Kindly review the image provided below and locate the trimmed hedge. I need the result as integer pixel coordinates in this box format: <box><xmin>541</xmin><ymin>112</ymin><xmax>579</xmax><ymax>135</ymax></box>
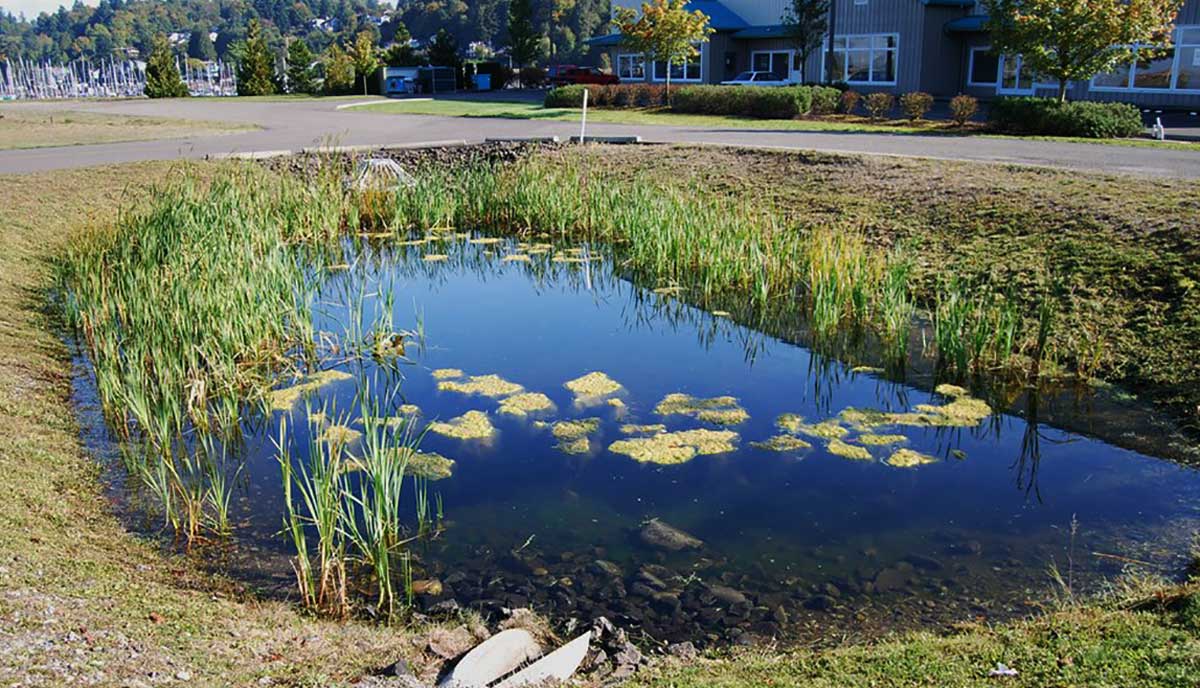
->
<box><xmin>988</xmin><ymin>97</ymin><xmax>1145</xmax><ymax>139</ymax></box>
<box><xmin>544</xmin><ymin>84</ymin><xmax>588</xmax><ymax>108</ymax></box>
<box><xmin>671</xmin><ymin>85</ymin><xmax>814</xmax><ymax>118</ymax></box>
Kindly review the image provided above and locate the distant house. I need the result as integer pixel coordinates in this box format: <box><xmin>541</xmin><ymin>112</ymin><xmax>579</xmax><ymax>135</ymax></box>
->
<box><xmin>594</xmin><ymin>0</ymin><xmax>1200</xmax><ymax>106</ymax></box>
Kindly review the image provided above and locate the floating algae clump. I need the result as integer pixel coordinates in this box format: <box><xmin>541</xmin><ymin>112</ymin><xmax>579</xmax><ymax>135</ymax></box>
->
<box><xmin>502</xmin><ymin>254</ymin><xmax>532</xmax><ymax>263</ymax></box>
<box><xmin>886</xmin><ymin>448</ymin><xmax>939</xmax><ymax>468</ymax></box>
<box><xmin>431</xmin><ymin>368</ymin><xmax>464</xmax><ymax>380</ymax></box>
<box><xmin>607</xmin><ymin>398</ymin><xmax>627</xmax><ymax>412</ymax></box>
<box><xmin>840</xmin><ymin>390</ymin><xmax>993</xmax><ymax>429</ymax></box>
<box><xmin>913</xmin><ymin>396</ymin><xmax>992</xmax><ymax>427</ymax></box>
<box><xmin>438</xmin><ymin>374</ymin><xmax>525</xmax><ymax>398</ymax></box>
<box><xmin>564</xmin><ymin>371</ymin><xmax>624</xmax><ymax>404</ymax></box>
<box><xmin>751</xmin><ymin>435</ymin><xmax>812</xmax><ymax>452</ymax></box>
<box><xmin>428</xmin><ymin>411</ymin><xmax>496</xmax><ymax>441</ymax></box>
<box><xmin>401</xmin><ymin>449</ymin><xmax>456</xmax><ymax>479</ymax></box>
<box><xmin>423</xmin><ymin>254</ymin><xmax>449</xmax><ymax>262</ymax></box>
<box><xmin>469</xmin><ymin>237</ymin><xmax>503</xmax><ymax>245</ymax></box>
<box><xmin>267</xmin><ymin>370</ymin><xmax>354</xmax><ymax>411</ymax></box>
<box><xmin>851</xmin><ymin>366</ymin><xmax>884</xmax><ymax>374</ymax></box>
<box><xmin>608</xmin><ymin>429</ymin><xmax>738</xmax><ymax>465</ymax></box>
<box><xmin>556</xmin><ymin>437</ymin><xmax>592</xmax><ymax>455</ymax></box>
<box><xmin>319</xmin><ymin>424</ymin><xmax>362</xmax><ymax>446</ymax></box>
<box><xmin>620</xmin><ymin>423</ymin><xmax>667</xmax><ymax>435</ymax></box>
<box><xmin>498</xmin><ymin>392</ymin><xmax>556</xmax><ymax>417</ymax></box>
<box><xmin>776</xmin><ymin>414</ymin><xmax>847</xmax><ymax>438</ymax></box>
<box><xmin>935</xmin><ymin>383</ymin><xmax>969</xmax><ymax>397</ymax></box>
<box><xmin>399</xmin><ymin>404</ymin><xmax>420</xmax><ymax>416</ymax></box>
<box><xmin>655</xmin><ymin>393</ymin><xmax>749</xmax><ymax>426</ymax></box>
<box><xmin>857</xmin><ymin>433</ymin><xmax>907</xmax><ymax>446</ymax></box>
<box><xmin>827</xmin><ymin>437</ymin><xmax>872</xmax><ymax>461</ymax></box>
<box><xmin>552</xmin><ymin>418</ymin><xmax>601</xmax><ymax>440</ymax></box>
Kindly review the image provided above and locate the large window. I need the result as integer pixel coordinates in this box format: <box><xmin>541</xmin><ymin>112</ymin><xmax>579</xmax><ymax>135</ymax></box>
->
<box><xmin>751</xmin><ymin>50</ymin><xmax>800</xmax><ymax>80</ymax></box>
<box><xmin>968</xmin><ymin>46</ymin><xmax>999</xmax><ymax>86</ymax></box>
<box><xmin>652</xmin><ymin>47</ymin><xmax>703</xmax><ymax>82</ymax></box>
<box><xmin>1090</xmin><ymin>26</ymin><xmax>1200</xmax><ymax>92</ymax></box>
<box><xmin>617</xmin><ymin>53</ymin><xmax>645</xmax><ymax>80</ymax></box>
<box><xmin>823</xmin><ymin>34</ymin><xmax>898</xmax><ymax>85</ymax></box>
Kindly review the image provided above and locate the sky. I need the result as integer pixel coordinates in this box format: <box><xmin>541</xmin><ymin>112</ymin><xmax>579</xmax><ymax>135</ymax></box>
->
<box><xmin>2</xmin><ymin>0</ymin><xmax>94</xmax><ymax>19</ymax></box>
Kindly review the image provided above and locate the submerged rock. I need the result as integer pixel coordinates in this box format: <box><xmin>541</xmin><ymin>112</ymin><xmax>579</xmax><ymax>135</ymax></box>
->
<box><xmin>266</xmin><ymin>369</ymin><xmax>354</xmax><ymax>411</ymax></box>
<box><xmin>428</xmin><ymin>410</ymin><xmax>496</xmax><ymax>441</ymax></box>
<box><xmin>707</xmin><ymin>584</ymin><xmax>749</xmax><ymax>606</ymax></box>
<box><xmin>654</xmin><ymin>393</ymin><xmax>749</xmax><ymax>426</ymax></box>
<box><xmin>640</xmin><ymin>518</ymin><xmax>703</xmax><ymax>551</ymax></box>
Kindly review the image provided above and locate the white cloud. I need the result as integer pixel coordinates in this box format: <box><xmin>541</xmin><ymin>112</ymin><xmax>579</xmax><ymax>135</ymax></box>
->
<box><xmin>2</xmin><ymin>0</ymin><xmax>96</xmax><ymax>20</ymax></box>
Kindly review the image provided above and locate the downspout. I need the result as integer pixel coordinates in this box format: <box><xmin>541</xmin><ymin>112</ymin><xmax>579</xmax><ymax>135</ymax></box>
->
<box><xmin>826</xmin><ymin>0</ymin><xmax>838</xmax><ymax>82</ymax></box>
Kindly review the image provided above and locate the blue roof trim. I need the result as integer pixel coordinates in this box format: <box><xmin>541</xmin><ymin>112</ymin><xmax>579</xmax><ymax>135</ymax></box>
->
<box><xmin>731</xmin><ymin>24</ymin><xmax>790</xmax><ymax>40</ymax></box>
<box><xmin>924</xmin><ymin>0</ymin><xmax>976</xmax><ymax>7</ymax></box>
<box><xmin>585</xmin><ymin>32</ymin><xmax>624</xmax><ymax>46</ymax></box>
<box><xmin>944</xmin><ymin>15</ymin><xmax>989</xmax><ymax>32</ymax></box>
<box><xmin>686</xmin><ymin>0</ymin><xmax>749</xmax><ymax>30</ymax></box>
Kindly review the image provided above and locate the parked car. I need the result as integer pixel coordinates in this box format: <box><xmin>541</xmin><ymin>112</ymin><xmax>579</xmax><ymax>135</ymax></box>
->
<box><xmin>720</xmin><ymin>71</ymin><xmax>791</xmax><ymax>86</ymax></box>
<box><xmin>550</xmin><ymin>66</ymin><xmax>620</xmax><ymax>86</ymax></box>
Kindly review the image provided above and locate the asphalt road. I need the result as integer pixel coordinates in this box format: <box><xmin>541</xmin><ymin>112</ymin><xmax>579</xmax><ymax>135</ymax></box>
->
<box><xmin>2</xmin><ymin>96</ymin><xmax>1199</xmax><ymax>178</ymax></box>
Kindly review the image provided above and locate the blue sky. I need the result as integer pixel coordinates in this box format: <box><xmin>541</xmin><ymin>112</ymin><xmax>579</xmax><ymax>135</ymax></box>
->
<box><xmin>3</xmin><ymin>0</ymin><xmax>94</xmax><ymax>19</ymax></box>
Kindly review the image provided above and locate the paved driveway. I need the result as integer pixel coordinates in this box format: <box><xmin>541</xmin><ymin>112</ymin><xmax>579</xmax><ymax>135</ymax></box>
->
<box><xmin>1</xmin><ymin>97</ymin><xmax>1198</xmax><ymax>177</ymax></box>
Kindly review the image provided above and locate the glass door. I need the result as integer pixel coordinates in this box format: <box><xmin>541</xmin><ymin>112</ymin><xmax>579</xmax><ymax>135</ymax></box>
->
<box><xmin>997</xmin><ymin>54</ymin><xmax>1035</xmax><ymax>94</ymax></box>
<box><xmin>752</xmin><ymin>51</ymin><xmax>796</xmax><ymax>81</ymax></box>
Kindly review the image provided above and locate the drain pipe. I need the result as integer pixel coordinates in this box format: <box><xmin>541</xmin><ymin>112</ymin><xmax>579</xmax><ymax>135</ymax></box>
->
<box><xmin>579</xmin><ymin>88</ymin><xmax>588</xmax><ymax>144</ymax></box>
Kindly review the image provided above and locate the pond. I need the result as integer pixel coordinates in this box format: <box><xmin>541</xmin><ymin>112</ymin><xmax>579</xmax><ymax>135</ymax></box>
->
<box><xmin>76</xmin><ymin>231</ymin><xmax>1200</xmax><ymax>648</ymax></box>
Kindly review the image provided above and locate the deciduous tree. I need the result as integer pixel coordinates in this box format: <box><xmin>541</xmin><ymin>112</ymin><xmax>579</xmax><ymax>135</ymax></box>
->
<box><xmin>614</xmin><ymin>0</ymin><xmax>713</xmax><ymax>104</ymax></box>
<box><xmin>780</xmin><ymin>0</ymin><xmax>828</xmax><ymax>82</ymax></box>
<box><xmin>347</xmin><ymin>29</ymin><xmax>379</xmax><ymax>95</ymax></box>
<box><xmin>507</xmin><ymin>0</ymin><xmax>542</xmax><ymax>80</ymax></box>
<box><xmin>985</xmin><ymin>0</ymin><xmax>1183</xmax><ymax>102</ymax></box>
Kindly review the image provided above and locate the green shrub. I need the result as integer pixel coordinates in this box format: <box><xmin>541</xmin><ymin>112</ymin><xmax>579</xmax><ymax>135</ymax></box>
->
<box><xmin>864</xmin><ymin>92</ymin><xmax>895</xmax><ymax>120</ymax></box>
<box><xmin>899</xmin><ymin>91</ymin><xmax>934</xmax><ymax>121</ymax></box>
<box><xmin>671</xmin><ymin>85</ymin><xmax>811</xmax><ymax>118</ymax></box>
<box><xmin>949</xmin><ymin>94</ymin><xmax>978</xmax><ymax>126</ymax></box>
<box><xmin>839</xmin><ymin>90</ymin><xmax>861</xmax><ymax>114</ymax></box>
<box><xmin>988</xmin><ymin>97</ymin><xmax>1145</xmax><ymax>138</ymax></box>
<box><xmin>810</xmin><ymin>86</ymin><xmax>841</xmax><ymax>115</ymax></box>
<box><xmin>544</xmin><ymin>84</ymin><xmax>588</xmax><ymax>108</ymax></box>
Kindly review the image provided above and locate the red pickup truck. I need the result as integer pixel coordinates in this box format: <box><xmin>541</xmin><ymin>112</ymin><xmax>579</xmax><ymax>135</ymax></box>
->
<box><xmin>549</xmin><ymin>66</ymin><xmax>620</xmax><ymax>86</ymax></box>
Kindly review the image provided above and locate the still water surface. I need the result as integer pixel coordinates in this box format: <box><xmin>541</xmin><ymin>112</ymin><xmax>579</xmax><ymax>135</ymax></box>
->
<box><xmin>81</xmin><ymin>235</ymin><xmax>1200</xmax><ymax>646</ymax></box>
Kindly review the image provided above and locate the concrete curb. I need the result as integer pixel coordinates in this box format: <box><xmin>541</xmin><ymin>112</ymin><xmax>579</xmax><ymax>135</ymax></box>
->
<box><xmin>333</xmin><ymin>99</ymin><xmax>400</xmax><ymax>110</ymax></box>
<box><xmin>299</xmin><ymin>140</ymin><xmax>470</xmax><ymax>154</ymax></box>
<box><xmin>484</xmin><ymin>136</ymin><xmax>562</xmax><ymax>144</ymax></box>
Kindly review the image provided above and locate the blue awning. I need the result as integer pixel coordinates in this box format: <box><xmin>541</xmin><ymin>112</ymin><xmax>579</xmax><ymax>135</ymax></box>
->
<box><xmin>731</xmin><ymin>25</ymin><xmax>790</xmax><ymax>40</ymax></box>
<box><xmin>585</xmin><ymin>33</ymin><xmax>624</xmax><ymax>47</ymax></box>
<box><xmin>945</xmin><ymin>15</ymin><xmax>989</xmax><ymax>33</ymax></box>
<box><xmin>686</xmin><ymin>0</ymin><xmax>749</xmax><ymax>30</ymax></box>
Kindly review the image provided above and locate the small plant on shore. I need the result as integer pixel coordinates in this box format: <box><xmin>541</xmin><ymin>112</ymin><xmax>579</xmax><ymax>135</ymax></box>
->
<box><xmin>838</xmin><ymin>89</ymin><xmax>861</xmax><ymax>114</ymax></box>
<box><xmin>949</xmin><ymin>94</ymin><xmax>978</xmax><ymax>126</ymax></box>
<box><xmin>899</xmin><ymin>92</ymin><xmax>934</xmax><ymax>121</ymax></box>
<box><xmin>864</xmin><ymin>92</ymin><xmax>895</xmax><ymax>121</ymax></box>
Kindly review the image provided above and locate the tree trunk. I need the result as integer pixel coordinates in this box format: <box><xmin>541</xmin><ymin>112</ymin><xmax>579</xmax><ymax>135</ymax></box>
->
<box><xmin>1057</xmin><ymin>79</ymin><xmax>1067</xmax><ymax>103</ymax></box>
<box><xmin>666</xmin><ymin>68</ymin><xmax>671</xmax><ymax>108</ymax></box>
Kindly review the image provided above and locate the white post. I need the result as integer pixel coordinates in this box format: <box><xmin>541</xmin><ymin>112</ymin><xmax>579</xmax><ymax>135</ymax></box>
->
<box><xmin>579</xmin><ymin>87</ymin><xmax>588</xmax><ymax>144</ymax></box>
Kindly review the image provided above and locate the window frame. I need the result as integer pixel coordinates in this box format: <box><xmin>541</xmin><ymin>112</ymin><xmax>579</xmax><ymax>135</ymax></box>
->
<box><xmin>820</xmin><ymin>32</ymin><xmax>899</xmax><ymax>86</ymax></box>
<box><xmin>650</xmin><ymin>43</ymin><xmax>704</xmax><ymax>83</ymax></box>
<box><xmin>967</xmin><ymin>45</ymin><xmax>999</xmax><ymax>87</ymax></box>
<box><xmin>1088</xmin><ymin>25</ymin><xmax>1200</xmax><ymax>93</ymax></box>
<box><xmin>617</xmin><ymin>53</ymin><xmax>645</xmax><ymax>80</ymax></box>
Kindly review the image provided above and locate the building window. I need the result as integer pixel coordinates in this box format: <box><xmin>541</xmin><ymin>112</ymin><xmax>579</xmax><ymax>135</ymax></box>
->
<box><xmin>823</xmin><ymin>34</ymin><xmax>898</xmax><ymax>85</ymax></box>
<box><xmin>652</xmin><ymin>47</ymin><xmax>703</xmax><ymax>82</ymax></box>
<box><xmin>1090</xmin><ymin>26</ymin><xmax>1200</xmax><ymax>92</ymax></box>
<box><xmin>751</xmin><ymin>50</ymin><xmax>794</xmax><ymax>80</ymax></box>
<box><xmin>968</xmin><ymin>47</ymin><xmax>999</xmax><ymax>86</ymax></box>
<box><xmin>617</xmin><ymin>53</ymin><xmax>645</xmax><ymax>80</ymax></box>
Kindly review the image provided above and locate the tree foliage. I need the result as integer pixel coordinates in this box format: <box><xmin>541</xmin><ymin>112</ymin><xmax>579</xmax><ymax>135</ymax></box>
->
<box><xmin>780</xmin><ymin>0</ymin><xmax>828</xmax><ymax>81</ymax></box>
<box><xmin>427</xmin><ymin>28</ymin><xmax>460</xmax><ymax>68</ymax></box>
<box><xmin>506</xmin><ymin>0</ymin><xmax>542</xmax><ymax>69</ymax></box>
<box><xmin>985</xmin><ymin>0</ymin><xmax>1183</xmax><ymax>102</ymax></box>
<box><xmin>237</xmin><ymin>18</ymin><xmax>276</xmax><ymax>96</ymax></box>
<box><xmin>322</xmin><ymin>43</ymin><xmax>356</xmax><ymax>94</ymax></box>
<box><xmin>187</xmin><ymin>27</ymin><xmax>218</xmax><ymax>61</ymax></box>
<box><xmin>614</xmin><ymin>0</ymin><xmax>713</xmax><ymax>102</ymax></box>
<box><xmin>347</xmin><ymin>28</ymin><xmax>379</xmax><ymax>95</ymax></box>
<box><xmin>285</xmin><ymin>38</ymin><xmax>317</xmax><ymax>93</ymax></box>
<box><xmin>382</xmin><ymin>22</ymin><xmax>416</xmax><ymax>65</ymax></box>
<box><xmin>144</xmin><ymin>33</ymin><xmax>189</xmax><ymax>98</ymax></box>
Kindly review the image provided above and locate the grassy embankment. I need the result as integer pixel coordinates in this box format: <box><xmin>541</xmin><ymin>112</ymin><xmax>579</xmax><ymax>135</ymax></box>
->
<box><xmin>360</xmin><ymin>97</ymin><xmax>1200</xmax><ymax>150</ymax></box>
<box><xmin>6</xmin><ymin>147</ymin><xmax>1199</xmax><ymax>686</ymax></box>
<box><xmin>0</xmin><ymin>108</ymin><xmax>255</xmax><ymax>150</ymax></box>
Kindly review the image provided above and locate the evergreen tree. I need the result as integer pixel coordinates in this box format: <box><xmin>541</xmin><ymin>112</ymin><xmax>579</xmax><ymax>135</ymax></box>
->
<box><xmin>427</xmin><ymin>28</ymin><xmax>459</xmax><ymax>68</ymax></box>
<box><xmin>347</xmin><ymin>29</ymin><xmax>379</xmax><ymax>95</ymax></box>
<box><xmin>285</xmin><ymin>38</ymin><xmax>317</xmax><ymax>93</ymax></box>
<box><xmin>187</xmin><ymin>26</ymin><xmax>217</xmax><ymax>61</ymax></box>
<box><xmin>506</xmin><ymin>0</ymin><xmax>541</xmax><ymax>73</ymax></box>
<box><xmin>143</xmin><ymin>33</ymin><xmax>188</xmax><ymax>98</ymax></box>
<box><xmin>237</xmin><ymin>18</ymin><xmax>276</xmax><ymax>96</ymax></box>
<box><xmin>382</xmin><ymin>21</ymin><xmax>415</xmax><ymax>66</ymax></box>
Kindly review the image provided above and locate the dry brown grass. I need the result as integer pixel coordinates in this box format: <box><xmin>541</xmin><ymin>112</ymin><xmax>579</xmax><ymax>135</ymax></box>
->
<box><xmin>0</xmin><ymin>108</ymin><xmax>253</xmax><ymax>150</ymax></box>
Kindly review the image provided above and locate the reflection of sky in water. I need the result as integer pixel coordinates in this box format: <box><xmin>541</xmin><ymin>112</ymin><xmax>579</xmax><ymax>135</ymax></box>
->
<box><xmin>107</xmin><ymin>238</ymin><xmax>1200</xmax><ymax>641</ymax></box>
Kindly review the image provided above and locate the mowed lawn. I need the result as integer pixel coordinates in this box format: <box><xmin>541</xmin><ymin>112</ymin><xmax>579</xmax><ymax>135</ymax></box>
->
<box><xmin>0</xmin><ymin>107</ymin><xmax>255</xmax><ymax>150</ymax></box>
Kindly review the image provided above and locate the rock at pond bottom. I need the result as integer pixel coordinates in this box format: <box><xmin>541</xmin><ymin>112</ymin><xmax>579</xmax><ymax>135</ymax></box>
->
<box><xmin>428</xmin><ymin>626</ymin><xmax>476</xmax><ymax>660</ymax></box>
<box><xmin>640</xmin><ymin>518</ymin><xmax>703</xmax><ymax>551</ymax></box>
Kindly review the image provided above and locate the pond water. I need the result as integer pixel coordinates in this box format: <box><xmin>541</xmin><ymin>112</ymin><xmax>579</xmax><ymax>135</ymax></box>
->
<box><xmin>78</xmin><ymin>233</ymin><xmax>1200</xmax><ymax>647</ymax></box>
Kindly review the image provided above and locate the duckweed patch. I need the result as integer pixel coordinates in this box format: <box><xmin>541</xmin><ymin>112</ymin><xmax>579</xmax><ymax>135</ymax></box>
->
<box><xmin>498</xmin><ymin>392</ymin><xmax>556</xmax><ymax>417</ymax></box>
<box><xmin>655</xmin><ymin>393</ymin><xmax>749</xmax><ymax>426</ymax></box>
<box><xmin>502</xmin><ymin>254</ymin><xmax>532</xmax><ymax>263</ymax></box>
<box><xmin>777</xmin><ymin>414</ymin><xmax>848</xmax><ymax>438</ymax></box>
<box><xmin>267</xmin><ymin>370</ymin><xmax>355</xmax><ymax>412</ymax></box>
<box><xmin>827</xmin><ymin>438</ymin><xmax>872</xmax><ymax>461</ymax></box>
<box><xmin>431</xmin><ymin>368</ymin><xmax>464</xmax><ymax>380</ymax></box>
<box><xmin>751</xmin><ymin>435</ymin><xmax>813</xmax><ymax>452</ymax></box>
<box><xmin>556</xmin><ymin>436</ymin><xmax>592</xmax><ymax>455</ymax></box>
<box><xmin>858</xmin><ymin>433</ymin><xmax>907</xmax><ymax>446</ymax></box>
<box><xmin>318</xmin><ymin>424</ymin><xmax>362</xmax><ymax>446</ymax></box>
<box><xmin>468</xmin><ymin>237</ymin><xmax>503</xmax><ymax>245</ymax></box>
<box><xmin>428</xmin><ymin>410</ymin><xmax>496</xmax><ymax>441</ymax></box>
<box><xmin>552</xmin><ymin>418</ymin><xmax>601</xmax><ymax>440</ymax></box>
<box><xmin>621</xmin><ymin>423</ymin><xmax>667</xmax><ymax>435</ymax></box>
<box><xmin>437</xmin><ymin>373</ymin><xmax>525</xmax><ymax>398</ymax></box>
<box><xmin>564</xmin><ymin>372</ymin><xmax>624</xmax><ymax>403</ymax></box>
<box><xmin>887</xmin><ymin>448</ymin><xmax>939</xmax><ymax>468</ymax></box>
<box><xmin>608</xmin><ymin>429</ymin><xmax>739</xmax><ymax>465</ymax></box>
<box><xmin>422</xmin><ymin>254</ymin><xmax>449</xmax><ymax>262</ymax></box>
